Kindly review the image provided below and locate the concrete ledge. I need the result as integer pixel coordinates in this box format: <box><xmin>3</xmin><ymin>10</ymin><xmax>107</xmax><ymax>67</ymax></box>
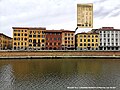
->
<box><xmin>0</xmin><ymin>56</ymin><xmax>120</xmax><ymax>59</ymax></box>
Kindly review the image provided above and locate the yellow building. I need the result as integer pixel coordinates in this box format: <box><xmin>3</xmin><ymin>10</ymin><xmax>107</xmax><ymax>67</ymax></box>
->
<box><xmin>0</xmin><ymin>33</ymin><xmax>12</xmax><ymax>50</ymax></box>
<box><xmin>62</xmin><ymin>30</ymin><xmax>75</xmax><ymax>50</ymax></box>
<box><xmin>12</xmin><ymin>27</ymin><xmax>46</xmax><ymax>50</ymax></box>
<box><xmin>75</xmin><ymin>32</ymin><xmax>99</xmax><ymax>50</ymax></box>
<box><xmin>77</xmin><ymin>3</ymin><xmax>93</xmax><ymax>28</ymax></box>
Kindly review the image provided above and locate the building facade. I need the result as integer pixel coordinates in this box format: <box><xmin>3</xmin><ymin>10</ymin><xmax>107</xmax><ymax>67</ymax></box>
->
<box><xmin>0</xmin><ymin>33</ymin><xmax>12</xmax><ymax>50</ymax></box>
<box><xmin>93</xmin><ymin>27</ymin><xmax>120</xmax><ymax>51</ymax></box>
<box><xmin>62</xmin><ymin>30</ymin><xmax>75</xmax><ymax>50</ymax></box>
<box><xmin>75</xmin><ymin>32</ymin><xmax>99</xmax><ymax>50</ymax></box>
<box><xmin>45</xmin><ymin>30</ymin><xmax>62</xmax><ymax>50</ymax></box>
<box><xmin>77</xmin><ymin>3</ymin><xmax>93</xmax><ymax>28</ymax></box>
<box><xmin>13</xmin><ymin>27</ymin><xmax>46</xmax><ymax>50</ymax></box>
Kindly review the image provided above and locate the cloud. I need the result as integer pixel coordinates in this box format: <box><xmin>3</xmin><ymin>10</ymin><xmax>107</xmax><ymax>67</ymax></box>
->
<box><xmin>0</xmin><ymin>0</ymin><xmax>120</xmax><ymax>37</ymax></box>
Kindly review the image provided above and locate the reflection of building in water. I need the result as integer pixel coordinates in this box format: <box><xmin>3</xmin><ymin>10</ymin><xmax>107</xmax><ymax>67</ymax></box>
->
<box><xmin>77</xmin><ymin>60</ymin><xmax>102</xmax><ymax>75</ymax></box>
<box><xmin>0</xmin><ymin>64</ymin><xmax>14</xmax><ymax>90</ymax></box>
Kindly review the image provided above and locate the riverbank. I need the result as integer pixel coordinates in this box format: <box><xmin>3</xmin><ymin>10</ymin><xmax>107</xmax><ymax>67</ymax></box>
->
<box><xmin>0</xmin><ymin>51</ymin><xmax>120</xmax><ymax>59</ymax></box>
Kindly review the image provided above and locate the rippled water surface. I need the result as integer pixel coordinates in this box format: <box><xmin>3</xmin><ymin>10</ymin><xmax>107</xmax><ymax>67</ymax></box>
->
<box><xmin>0</xmin><ymin>59</ymin><xmax>120</xmax><ymax>90</ymax></box>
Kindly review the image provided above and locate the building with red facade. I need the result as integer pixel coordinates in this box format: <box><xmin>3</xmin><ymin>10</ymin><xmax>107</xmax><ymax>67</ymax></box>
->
<box><xmin>45</xmin><ymin>30</ymin><xmax>62</xmax><ymax>50</ymax></box>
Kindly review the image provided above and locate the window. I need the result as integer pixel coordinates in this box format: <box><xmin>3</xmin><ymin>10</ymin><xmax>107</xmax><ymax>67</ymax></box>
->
<box><xmin>42</xmin><ymin>35</ymin><xmax>44</xmax><ymax>38</ymax></box>
<box><xmin>92</xmin><ymin>44</ymin><xmax>94</xmax><ymax>46</ymax></box>
<box><xmin>14</xmin><ymin>38</ymin><xmax>16</xmax><ymax>40</ymax></box>
<box><xmin>96</xmin><ymin>39</ymin><xmax>98</xmax><ymax>42</ymax></box>
<box><xmin>65</xmin><ymin>37</ymin><xmax>67</xmax><ymax>40</ymax></box>
<box><xmin>29</xmin><ymin>35</ymin><xmax>32</xmax><ymax>37</ymax></box>
<box><xmin>14</xmin><ymin>33</ymin><xmax>17</xmax><ymax>36</ymax></box>
<box><xmin>92</xmin><ymin>39</ymin><xmax>94</xmax><ymax>42</ymax></box>
<box><xmin>42</xmin><ymin>31</ymin><xmax>44</xmax><ymax>34</ymax></box>
<box><xmin>68</xmin><ymin>34</ymin><xmax>70</xmax><ymax>36</ymax></box>
<box><xmin>65</xmin><ymin>33</ymin><xmax>67</xmax><ymax>36</ymax></box>
<box><xmin>24</xmin><ymin>38</ymin><xmax>27</xmax><ymax>41</ymax></box>
<box><xmin>50</xmin><ymin>43</ymin><xmax>52</xmax><ymax>45</ymax></box>
<box><xmin>58</xmin><ymin>38</ymin><xmax>61</xmax><ymax>40</ymax></box>
<box><xmin>46</xmin><ymin>43</ymin><xmax>48</xmax><ymax>45</ymax></box>
<box><xmin>42</xmin><ymin>39</ymin><xmax>45</xmax><ymax>43</ymax></box>
<box><xmin>84</xmin><ymin>43</ymin><xmax>86</xmax><ymax>46</ymax></box>
<box><xmin>29</xmin><ymin>39</ymin><xmax>32</xmax><ymax>42</ymax></box>
<box><xmin>88</xmin><ymin>43</ymin><xmax>90</xmax><ymax>46</ymax></box>
<box><xmin>88</xmin><ymin>39</ymin><xmax>90</xmax><ymax>42</ymax></box>
<box><xmin>25</xmin><ymin>42</ymin><xmax>27</xmax><ymax>45</ymax></box>
<box><xmin>14</xmin><ymin>42</ymin><xmax>16</xmax><ymax>45</ymax></box>
<box><xmin>71</xmin><ymin>37</ymin><xmax>73</xmax><ymax>40</ymax></box>
<box><xmin>84</xmin><ymin>35</ymin><xmax>86</xmax><ymax>37</ymax></box>
<box><xmin>104</xmin><ymin>34</ymin><xmax>106</xmax><ymax>37</ymax></box>
<box><xmin>18</xmin><ymin>38</ymin><xmax>20</xmax><ymax>40</ymax></box>
<box><xmin>21</xmin><ymin>42</ymin><xmax>23</xmax><ymax>45</ymax></box>
<box><xmin>84</xmin><ymin>39</ymin><xmax>86</xmax><ymax>42</ymax></box>
<box><xmin>33</xmin><ymin>35</ymin><xmax>36</xmax><ymax>38</ymax></box>
<box><xmin>33</xmin><ymin>31</ymin><xmax>36</xmax><ymax>34</ymax></box>
<box><xmin>37</xmin><ymin>35</ymin><xmax>40</xmax><ymax>37</ymax></box>
<box><xmin>38</xmin><ymin>31</ymin><xmax>40</xmax><ymax>34</ymax></box>
<box><xmin>54</xmin><ymin>38</ymin><xmax>57</xmax><ymax>40</ymax></box>
<box><xmin>54</xmin><ymin>43</ymin><xmax>56</xmax><ymax>45</ymax></box>
<box><xmin>68</xmin><ymin>38</ymin><xmax>70</xmax><ymax>40</ymax></box>
<box><xmin>38</xmin><ymin>39</ymin><xmax>40</xmax><ymax>43</ymax></box>
<box><xmin>58</xmin><ymin>43</ymin><xmax>60</xmax><ymax>45</ymax></box>
<box><xmin>18</xmin><ymin>33</ymin><xmax>20</xmax><ymax>36</ymax></box>
<box><xmin>29</xmin><ymin>44</ymin><xmax>32</xmax><ymax>46</ymax></box>
<box><xmin>95</xmin><ymin>35</ymin><xmax>98</xmax><ymax>37</ymax></box>
<box><xmin>80</xmin><ymin>39</ymin><xmax>82</xmax><ymax>42</ymax></box>
<box><xmin>18</xmin><ymin>42</ymin><xmax>20</xmax><ymax>45</ymax></box>
<box><xmin>80</xmin><ymin>43</ymin><xmax>82</xmax><ymax>46</ymax></box>
<box><xmin>38</xmin><ymin>44</ymin><xmax>40</xmax><ymax>47</ymax></box>
<box><xmin>33</xmin><ymin>39</ymin><xmax>36</xmax><ymax>43</ymax></box>
<box><xmin>33</xmin><ymin>44</ymin><xmax>36</xmax><ymax>47</ymax></box>
<box><xmin>25</xmin><ymin>34</ymin><xmax>27</xmax><ymax>36</ymax></box>
<box><xmin>88</xmin><ymin>35</ymin><xmax>90</xmax><ymax>38</ymax></box>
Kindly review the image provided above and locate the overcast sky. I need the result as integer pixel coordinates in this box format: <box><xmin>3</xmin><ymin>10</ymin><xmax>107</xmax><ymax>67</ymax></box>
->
<box><xmin>0</xmin><ymin>0</ymin><xmax>120</xmax><ymax>37</ymax></box>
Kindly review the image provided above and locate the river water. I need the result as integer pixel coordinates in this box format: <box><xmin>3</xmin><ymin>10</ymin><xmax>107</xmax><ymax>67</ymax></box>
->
<box><xmin>0</xmin><ymin>59</ymin><xmax>119</xmax><ymax>90</ymax></box>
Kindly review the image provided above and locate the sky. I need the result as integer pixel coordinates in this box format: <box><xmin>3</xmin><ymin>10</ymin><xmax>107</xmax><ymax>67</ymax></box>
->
<box><xmin>0</xmin><ymin>0</ymin><xmax>120</xmax><ymax>37</ymax></box>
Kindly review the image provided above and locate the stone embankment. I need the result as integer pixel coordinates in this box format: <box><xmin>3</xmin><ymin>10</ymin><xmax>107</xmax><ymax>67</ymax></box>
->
<box><xmin>0</xmin><ymin>51</ymin><xmax>120</xmax><ymax>59</ymax></box>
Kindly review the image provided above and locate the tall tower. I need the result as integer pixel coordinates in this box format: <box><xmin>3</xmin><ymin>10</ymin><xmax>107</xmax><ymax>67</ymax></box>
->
<box><xmin>77</xmin><ymin>3</ymin><xmax>93</xmax><ymax>28</ymax></box>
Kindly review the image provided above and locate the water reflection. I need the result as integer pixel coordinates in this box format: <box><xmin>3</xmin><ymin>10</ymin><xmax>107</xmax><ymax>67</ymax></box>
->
<box><xmin>0</xmin><ymin>64</ymin><xmax>14</xmax><ymax>90</ymax></box>
<box><xmin>0</xmin><ymin>59</ymin><xmax>119</xmax><ymax>90</ymax></box>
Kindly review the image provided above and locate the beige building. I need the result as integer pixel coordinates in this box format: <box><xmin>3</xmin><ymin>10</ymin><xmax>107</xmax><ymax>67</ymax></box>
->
<box><xmin>13</xmin><ymin>27</ymin><xmax>46</xmax><ymax>50</ymax></box>
<box><xmin>77</xmin><ymin>3</ymin><xmax>93</xmax><ymax>28</ymax></box>
<box><xmin>62</xmin><ymin>30</ymin><xmax>75</xmax><ymax>50</ymax></box>
<box><xmin>75</xmin><ymin>32</ymin><xmax>99</xmax><ymax>50</ymax></box>
<box><xmin>0</xmin><ymin>33</ymin><xmax>12</xmax><ymax>50</ymax></box>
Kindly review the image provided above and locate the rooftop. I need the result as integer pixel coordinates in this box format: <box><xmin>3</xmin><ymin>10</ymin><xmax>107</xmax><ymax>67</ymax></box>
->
<box><xmin>12</xmin><ymin>27</ymin><xmax>46</xmax><ymax>30</ymax></box>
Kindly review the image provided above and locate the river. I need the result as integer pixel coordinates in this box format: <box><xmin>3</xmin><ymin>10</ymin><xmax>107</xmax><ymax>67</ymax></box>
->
<box><xmin>0</xmin><ymin>59</ymin><xmax>119</xmax><ymax>90</ymax></box>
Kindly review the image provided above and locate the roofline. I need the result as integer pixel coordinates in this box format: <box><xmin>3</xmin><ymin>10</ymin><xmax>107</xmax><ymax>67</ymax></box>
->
<box><xmin>76</xmin><ymin>32</ymin><xmax>99</xmax><ymax>35</ymax></box>
<box><xmin>0</xmin><ymin>33</ymin><xmax>12</xmax><ymax>39</ymax></box>
<box><xmin>12</xmin><ymin>27</ymin><xmax>46</xmax><ymax>30</ymax></box>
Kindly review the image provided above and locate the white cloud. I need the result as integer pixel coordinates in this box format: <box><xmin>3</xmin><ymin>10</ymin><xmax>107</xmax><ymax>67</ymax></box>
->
<box><xmin>0</xmin><ymin>0</ymin><xmax>120</xmax><ymax>37</ymax></box>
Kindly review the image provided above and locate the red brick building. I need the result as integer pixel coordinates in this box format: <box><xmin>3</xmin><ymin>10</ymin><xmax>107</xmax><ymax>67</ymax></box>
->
<box><xmin>45</xmin><ymin>30</ymin><xmax>62</xmax><ymax>50</ymax></box>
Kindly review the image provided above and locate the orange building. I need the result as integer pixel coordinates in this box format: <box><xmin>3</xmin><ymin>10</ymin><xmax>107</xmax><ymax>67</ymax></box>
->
<box><xmin>0</xmin><ymin>33</ymin><xmax>12</xmax><ymax>50</ymax></box>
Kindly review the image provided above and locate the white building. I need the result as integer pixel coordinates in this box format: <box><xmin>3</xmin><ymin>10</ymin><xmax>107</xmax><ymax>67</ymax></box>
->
<box><xmin>93</xmin><ymin>27</ymin><xmax>120</xmax><ymax>51</ymax></box>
